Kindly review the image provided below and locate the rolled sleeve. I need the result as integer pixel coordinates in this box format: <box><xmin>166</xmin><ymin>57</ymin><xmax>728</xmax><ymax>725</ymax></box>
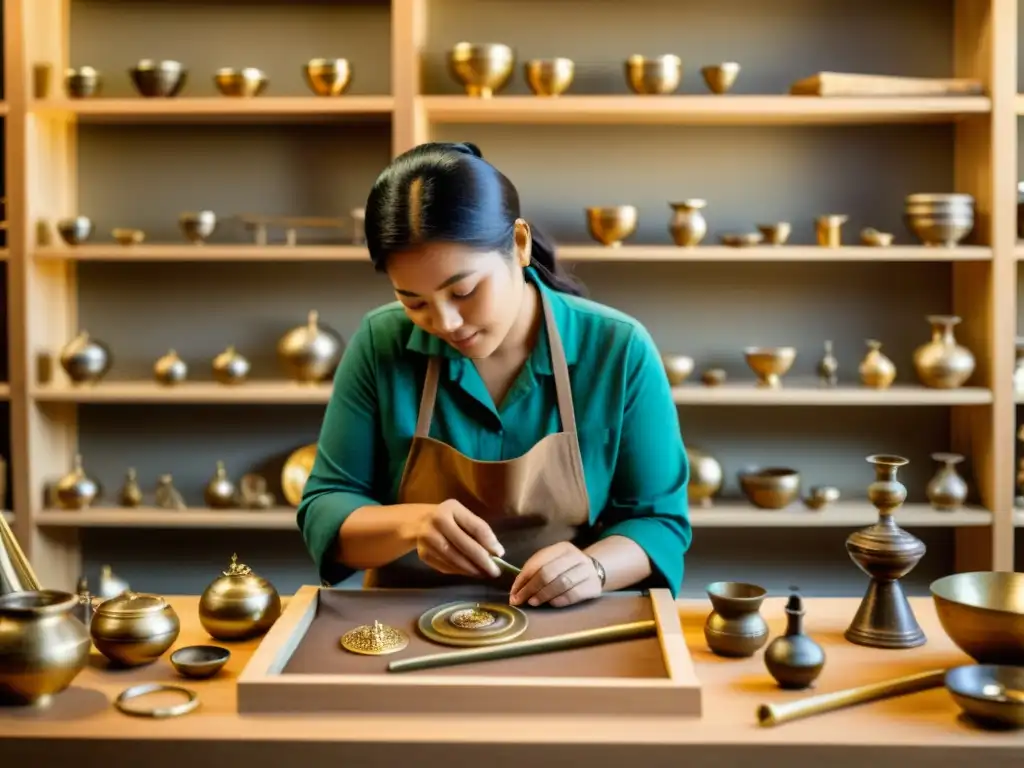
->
<box><xmin>598</xmin><ymin>325</ymin><xmax>692</xmax><ymax>596</ymax></box>
<box><xmin>297</xmin><ymin>316</ymin><xmax>383</xmax><ymax>586</ymax></box>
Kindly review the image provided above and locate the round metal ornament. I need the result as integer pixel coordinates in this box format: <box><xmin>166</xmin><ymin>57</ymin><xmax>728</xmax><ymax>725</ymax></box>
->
<box><xmin>417</xmin><ymin>601</ymin><xmax>528</xmax><ymax>647</ymax></box>
<box><xmin>340</xmin><ymin>620</ymin><xmax>410</xmax><ymax>656</ymax></box>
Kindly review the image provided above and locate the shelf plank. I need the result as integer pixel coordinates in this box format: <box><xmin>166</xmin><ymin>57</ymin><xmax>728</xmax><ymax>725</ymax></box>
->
<box><xmin>31</xmin><ymin>502</ymin><xmax>991</xmax><ymax>530</ymax></box>
<box><xmin>35</xmin><ymin>245</ymin><xmax>370</xmax><ymax>262</ymax></box>
<box><xmin>672</xmin><ymin>383</ymin><xmax>992</xmax><ymax>406</ymax></box>
<box><xmin>30</xmin><ymin>96</ymin><xmax>395</xmax><ymax>124</ymax></box>
<box><xmin>32</xmin><ymin>381</ymin><xmax>333</xmax><ymax>404</ymax></box>
<box><xmin>690</xmin><ymin>502</ymin><xmax>992</xmax><ymax>527</ymax></box>
<box><xmin>33</xmin><ymin>244</ymin><xmax>992</xmax><ymax>263</ymax></box>
<box><xmin>421</xmin><ymin>95</ymin><xmax>991</xmax><ymax>125</ymax></box>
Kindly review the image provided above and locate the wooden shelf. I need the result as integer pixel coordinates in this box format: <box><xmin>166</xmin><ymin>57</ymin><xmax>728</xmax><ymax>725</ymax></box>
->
<box><xmin>35</xmin><ymin>245</ymin><xmax>370</xmax><ymax>262</ymax></box>
<box><xmin>672</xmin><ymin>383</ymin><xmax>992</xmax><ymax>406</ymax></box>
<box><xmin>690</xmin><ymin>502</ymin><xmax>992</xmax><ymax>528</ymax></box>
<box><xmin>32</xmin><ymin>381</ymin><xmax>333</xmax><ymax>404</ymax></box>
<box><xmin>30</xmin><ymin>96</ymin><xmax>395</xmax><ymax>123</ymax></box>
<box><xmin>35</xmin><ymin>508</ymin><xmax>300</xmax><ymax>529</ymax></box>
<box><xmin>421</xmin><ymin>95</ymin><xmax>991</xmax><ymax>125</ymax></box>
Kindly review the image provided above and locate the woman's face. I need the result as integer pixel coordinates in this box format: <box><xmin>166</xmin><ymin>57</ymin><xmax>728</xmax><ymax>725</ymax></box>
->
<box><xmin>386</xmin><ymin>225</ymin><xmax>530</xmax><ymax>359</ymax></box>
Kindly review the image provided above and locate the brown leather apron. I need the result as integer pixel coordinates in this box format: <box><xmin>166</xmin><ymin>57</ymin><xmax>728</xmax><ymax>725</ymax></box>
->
<box><xmin>364</xmin><ymin>290</ymin><xmax>592</xmax><ymax>588</ymax></box>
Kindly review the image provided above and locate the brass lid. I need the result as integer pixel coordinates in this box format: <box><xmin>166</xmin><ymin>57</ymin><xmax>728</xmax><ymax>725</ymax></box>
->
<box><xmin>95</xmin><ymin>591</ymin><xmax>168</xmax><ymax>618</ymax></box>
<box><xmin>221</xmin><ymin>553</ymin><xmax>254</xmax><ymax>578</ymax></box>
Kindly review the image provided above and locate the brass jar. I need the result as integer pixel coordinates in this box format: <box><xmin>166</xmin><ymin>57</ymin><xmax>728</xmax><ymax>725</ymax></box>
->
<box><xmin>199</xmin><ymin>554</ymin><xmax>281</xmax><ymax>641</ymax></box>
<box><xmin>859</xmin><ymin>339</ymin><xmax>896</xmax><ymax>389</ymax></box>
<box><xmin>277</xmin><ymin>310</ymin><xmax>345</xmax><ymax>383</ymax></box>
<box><xmin>153</xmin><ymin>349</ymin><xmax>188</xmax><ymax>385</ymax></box>
<box><xmin>203</xmin><ymin>460</ymin><xmax>236</xmax><ymax>508</ymax></box>
<box><xmin>212</xmin><ymin>345</ymin><xmax>250</xmax><ymax>385</ymax></box>
<box><xmin>926</xmin><ymin>452</ymin><xmax>968</xmax><ymax>512</ymax></box>
<box><xmin>0</xmin><ymin>590</ymin><xmax>90</xmax><ymax>707</ymax></box>
<box><xmin>913</xmin><ymin>315</ymin><xmax>975</xmax><ymax>389</ymax></box>
<box><xmin>90</xmin><ymin>591</ymin><xmax>180</xmax><ymax>667</ymax></box>
<box><xmin>687</xmin><ymin>448</ymin><xmax>722</xmax><ymax>508</ymax></box>
<box><xmin>54</xmin><ymin>454</ymin><xmax>99</xmax><ymax>510</ymax></box>
<box><xmin>668</xmin><ymin>200</ymin><xmax>707</xmax><ymax>247</ymax></box>
<box><xmin>59</xmin><ymin>330</ymin><xmax>111</xmax><ymax>384</ymax></box>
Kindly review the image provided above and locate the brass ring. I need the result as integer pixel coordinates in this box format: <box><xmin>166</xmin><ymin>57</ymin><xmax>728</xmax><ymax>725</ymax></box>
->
<box><xmin>114</xmin><ymin>682</ymin><xmax>200</xmax><ymax>719</ymax></box>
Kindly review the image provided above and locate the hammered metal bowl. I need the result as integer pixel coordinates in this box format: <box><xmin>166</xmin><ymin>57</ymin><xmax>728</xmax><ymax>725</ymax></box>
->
<box><xmin>449</xmin><ymin>42</ymin><xmax>514</xmax><ymax>98</ymax></box>
<box><xmin>304</xmin><ymin>58</ymin><xmax>351</xmax><ymax>96</ymax></box>
<box><xmin>738</xmin><ymin>467</ymin><xmax>801</xmax><ymax>510</ymax></box>
<box><xmin>624</xmin><ymin>54</ymin><xmax>682</xmax><ymax>94</ymax></box>
<box><xmin>214</xmin><ymin>67</ymin><xmax>268</xmax><ymax>97</ymax></box>
<box><xmin>129</xmin><ymin>59</ymin><xmax>187</xmax><ymax>97</ymax></box>
<box><xmin>585</xmin><ymin>205</ymin><xmax>638</xmax><ymax>246</ymax></box>
<box><xmin>662</xmin><ymin>354</ymin><xmax>694</xmax><ymax>386</ymax></box>
<box><xmin>524</xmin><ymin>58</ymin><xmax>574</xmax><ymax>96</ymax></box>
<box><xmin>930</xmin><ymin>572</ymin><xmax>1024</xmax><ymax>665</ymax></box>
<box><xmin>64</xmin><ymin>66</ymin><xmax>101</xmax><ymax>98</ymax></box>
<box><xmin>170</xmin><ymin>645</ymin><xmax>230</xmax><ymax>680</ymax></box>
<box><xmin>57</xmin><ymin>216</ymin><xmax>93</xmax><ymax>245</ymax></box>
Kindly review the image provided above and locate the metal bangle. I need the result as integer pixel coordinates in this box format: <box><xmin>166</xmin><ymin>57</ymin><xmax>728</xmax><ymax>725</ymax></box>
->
<box><xmin>589</xmin><ymin>555</ymin><xmax>607</xmax><ymax>588</ymax></box>
<box><xmin>115</xmin><ymin>682</ymin><xmax>200</xmax><ymax>719</ymax></box>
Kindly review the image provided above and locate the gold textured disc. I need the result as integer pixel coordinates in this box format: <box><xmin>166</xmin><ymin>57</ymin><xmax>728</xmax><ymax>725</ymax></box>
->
<box><xmin>418</xmin><ymin>601</ymin><xmax>528</xmax><ymax>647</ymax></box>
<box><xmin>340</xmin><ymin>620</ymin><xmax>410</xmax><ymax>656</ymax></box>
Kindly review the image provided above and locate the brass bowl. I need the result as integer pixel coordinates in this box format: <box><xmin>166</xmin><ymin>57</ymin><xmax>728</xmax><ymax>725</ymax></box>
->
<box><xmin>129</xmin><ymin>59</ymin><xmax>187</xmax><ymax>98</ymax></box>
<box><xmin>803</xmin><ymin>485</ymin><xmax>840</xmax><ymax>511</ymax></box>
<box><xmin>701</xmin><ymin>368</ymin><xmax>727</xmax><ymax>386</ymax></box>
<box><xmin>945</xmin><ymin>665</ymin><xmax>1024</xmax><ymax>730</ymax></box>
<box><xmin>304</xmin><ymin>58</ymin><xmax>351</xmax><ymax>96</ymax></box>
<box><xmin>625</xmin><ymin>54</ymin><xmax>682</xmax><ymax>95</ymax></box>
<box><xmin>738</xmin><ymin>468</ymin><xmax>801</xmax><ymax>510</ymax></box>
<box><xmin>930</xmin><ymin>571</ymin><xmax>1024</xmax><ymax>665</ymax></box>
<box><xmin>179</xmin><ymin>211</ymin><xmax>217</xmax><ymax>244</ymax></box>
<box><xmin>662</xmin><ymin>354</ymin><xmax>694</xmax><ymax>386</ymax></box>
<box><xmin>721</xmin><ymin>232</ymin><xmax>763</xmax><ymax>248</ymax></box>
<box><xmin>282</xmin><ymin>443</ymin><xmax>317</xmax><ymax>506</ymax></box>
<box><xmin>170</xmin><ymin>645</ymin><xmax>230</xmax><ymax>680</ymax></box>
<box><xmin>449</xmin><ymin>42</ymin><xmax>514</xmax><ymax>98</ymax></box>
<box><xmin>585</xmin><ymin>205</ymin><xmax>638</xmax><ymax>247</ymax></box>
<box><xmin>743</xmin><ymin>346</ymin><xmax>796</xmax><ymax>388</ymax></box>
<box><xmin>861</xmin><ymin>228</ymin><xmax>894</xmax><ymax>247</ymax></box>
<box><xmin>214</xmin><ymin>67</ymin><xmax>268</xmax><ymax>97</ymax></box>
<box><xmin>112</xmin><ymin>228</ymin><xmax>145</xmax><ymax>246</ymax></box>
<box><xmin>905</xmin><ymin>192</ymin><xmax>975</xmax><ymax>207</ymax></box>
<box><xmin>524</xmin><ymin>58</ymin><xmax>574</xmax><ymax>97</ymax></box>
<box><xmin>57</xmin><ymin>216</ymin><xmax>93</xmax><ymax>245</ymax></box>
<box><xmin>64</xmin><ymin>66</ymin><xmax>101</xmax><ymax>98</ymax></box>
<box><xmin>757</xmin><ymin>222</ymin><xmax>791</xmax><ymax>245</ymax></box>
<box><xmin>701</xmin><ymin>62</ymin><xmax>741</xmax><ymax>94</ymax></box>
<box><xmin>904</xmin><ymin>214</ymin><xmax>974</xmax><ymax>247</ymax></box>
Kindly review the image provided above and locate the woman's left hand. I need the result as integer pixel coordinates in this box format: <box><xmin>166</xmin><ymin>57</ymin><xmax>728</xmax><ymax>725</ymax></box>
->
<box><xmin>509</xmin><ymin>541</ymin><xmax>603</xmax><ymax>608</ymax></box>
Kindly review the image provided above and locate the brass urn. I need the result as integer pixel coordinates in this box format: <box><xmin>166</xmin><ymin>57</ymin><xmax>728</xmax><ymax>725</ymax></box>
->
<box><xmin>277</xmin><ymin>310</ymin><xmax>345</xmax><ymax>383</ymax></box>
<box><xmin>913</xmin><ymin>315</ymin><xmax>975</xmax><ymax>389</ymax></box>
<box><xmin>90</xmin><ymin>591</ymin><xmax>180</xmax><ymax>667</ymax></box>
<box><xmin>54</xmin><ymin>454</ymin><xmax>99</xmax><ymax>510</ymax></box>
<box><xmin>858</xmin><ymin>339</ymin><xmax>896</xmax><ymax>389</ymax></box>
<box><xmin>0</xmin><ymin>589</ymin><xmax>90</xmax><ymax>707</ymax></box>
<box><xmin>199</xmin><ymin>554</ymin><xmax>282</xmax><ymax>641</ymax></box>
<box><xmin>59</xmin><ymin>330</ymin><xmax>111</xmax><ymax>384</ymax></box>
<box><xmin>203</xmin><ymin>460</ymin><xmax>236</xmax><ymax>508</ymax></box>
<box><xmin>686</xmin><ymin>448</ymin><xmax>722</xmax><ymax>508</ymax></box>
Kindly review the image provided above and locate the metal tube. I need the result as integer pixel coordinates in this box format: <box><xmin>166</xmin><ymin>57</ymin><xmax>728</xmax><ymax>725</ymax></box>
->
<box><xmin>0</xmin><ymin>515</ymin><xmax>42</xmax><ymax>594</ymax></box>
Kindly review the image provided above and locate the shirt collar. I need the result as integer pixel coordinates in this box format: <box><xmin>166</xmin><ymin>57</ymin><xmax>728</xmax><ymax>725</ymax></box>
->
<box><xmin>404</xmin><ymin>266</ymin><xmax>579</xmax><ymax>376</ymax></box>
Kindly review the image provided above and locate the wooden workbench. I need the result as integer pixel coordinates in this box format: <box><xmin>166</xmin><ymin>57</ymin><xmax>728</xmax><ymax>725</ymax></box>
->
<box><xmin>0</xmin><ymin>595</ymin><xmax>1020</xmax><ymax>767</ymax></box>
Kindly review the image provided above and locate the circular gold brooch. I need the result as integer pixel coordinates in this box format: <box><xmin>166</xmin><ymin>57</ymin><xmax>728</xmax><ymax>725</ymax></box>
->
<box><xmin>417</xmin><ymin>601</ymin><xmax>528</xmax><ymax>647</ymax></box>
<box><xmin>340</xmin><ymin>620</ymin><xmax>410</xmax><ymax>656</ymax></box>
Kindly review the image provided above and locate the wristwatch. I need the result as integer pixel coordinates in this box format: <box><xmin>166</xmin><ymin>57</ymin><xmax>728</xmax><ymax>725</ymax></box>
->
<box><xmin>589</xmin><ymin>555</ymin><xmax>606</xmax><ymax>588</ymax></box>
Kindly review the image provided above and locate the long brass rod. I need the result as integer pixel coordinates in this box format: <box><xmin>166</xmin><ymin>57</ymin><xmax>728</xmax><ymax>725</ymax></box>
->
<box><xmin>388</xmin><ymin>619</ymin><xmax>657</xmax><ymax>673</ymax></box>
<box><xmin>0</xmin><ymin>514</ymin><xmax>42</xmax><ymax>593</ymax></box>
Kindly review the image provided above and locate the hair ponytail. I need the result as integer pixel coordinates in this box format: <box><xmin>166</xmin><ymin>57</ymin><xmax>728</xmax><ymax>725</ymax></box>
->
<box><xmin>527</xmin><ymin>222</ymin><xmax>587</xmax><ymax>297</ymax></box>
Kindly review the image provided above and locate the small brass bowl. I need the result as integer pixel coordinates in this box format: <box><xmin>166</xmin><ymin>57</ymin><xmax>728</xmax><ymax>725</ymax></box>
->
<box><xmin>701</xmin><ymin>368</ymin><xmax>727</xmax><ymax>387</ymax></box>
<box><xmin>738</xmin><ymin>468</ymin><xmax>801</xmax><ymax>510</ymax></box>
<box><xmin>214</xmin><ymin>67</ymin><xmax>268</xmax><ymax>97</ymax></box>
<box><xmin>701</xmin><ymin>62</ymin><xmax>741</xmax><ymax>94</ymax></box>
<box><xmin>57</xmin><ymin>216</ymin><xmax>93</xmax><ymax>245</ymax></box>
<box><xmin>524</xmin><ymin>58</ymin><xmax>574</xmax><ymax>97</ymax></box>
<box><xmin>112</xmin><ymin>228</ymin><xmax>145</xmax><ymax>246</ymax></box>
<box><xmin>803</xmin><ymin>485</ymin><xmax>840</xmax><ymax>511</ymax></box>
<box><xmin>170</xmin><ymin>645</ymin><xmax>230</xmax><ymax>680</ymax></box>
<box><xmin>585</xmin><ymin>205</ymin><xmax>638</xmax><ymax>247</ymax></box>
<box><xmin>861</xmin><ymin>228</ymin><xmax>894</xmax><ymax>247</ymax></box>
<box><xmin>721</xmin><ymin>232</ymin><xmax>763</xmax><ymax>248</ymax></box>
<box><xmin>129</xmin><ymin>59</ymin><xmax>187</xmax><ymax>98</ymax></box>
<box><xmin>945</xmin><ymin>665</ymin><xmax>1024</xmax><ymax>730</ymax></box>
<box><xmin>662</xmin><ymin>354</ymin><xmax>694</xmax><ymax>386</ymax></box>
<box><xmin>757</xmin><ymin>222</ymin><xmax>791</xmax><ymax>245</ymax></box>
<box><xmin>624</xmin><ymin>54</ymin><xmax>682</xmax><ymax>95</ymax></box>
<box><xmin>304</xmin><ymin>58</ymin><xmax>351</xmax><ymax>96</ymax></box>
<box><xmin>743</xmin><ymin>346</ymin><xmax>796</xmax><ymax>388</ymax></box>
<box><xmin>449</xmin><ymin>42</ymin><xmax>514</xmax><ymax>98</ymax></box>
<box><xmin>64</xmin><ymin>66</ymin><xmax>101</xmax><ymax>98</ymax></box>
<box><xmin>179</xmin><ymin>211</ymin><xmax>217</xmax><ymax>244</ymax></box>
<box><xmin>930</xmin><ymin>571</ymin><xmax>1024</xmax><ymax>665</ymax></box>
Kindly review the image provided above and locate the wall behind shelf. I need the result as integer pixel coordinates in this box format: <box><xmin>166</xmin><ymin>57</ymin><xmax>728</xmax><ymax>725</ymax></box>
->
<box><xmin>70</xmin><ymin>0</ymin><xmax>392</xmax><ymax>97</ymax></box>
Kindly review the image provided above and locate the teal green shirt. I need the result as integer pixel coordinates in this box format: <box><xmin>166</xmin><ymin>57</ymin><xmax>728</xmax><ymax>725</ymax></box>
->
<box><xmin>298</xmin><ymin>268</ymin><xmax>692</xmax><ymax>595</ymax></box>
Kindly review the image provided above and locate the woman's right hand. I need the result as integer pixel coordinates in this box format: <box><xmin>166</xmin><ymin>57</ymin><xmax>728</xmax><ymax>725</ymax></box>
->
<box><xmin>411</xmin><ymin>499</ymin><xmax>503</xmax><ymax>578</ymax></box>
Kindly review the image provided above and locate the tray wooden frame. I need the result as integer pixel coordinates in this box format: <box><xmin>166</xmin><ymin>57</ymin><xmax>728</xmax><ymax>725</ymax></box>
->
<box><xmin>236</xmin><ymin>585</ymin><xmax>703</xmax><ymax>717</ymax></box>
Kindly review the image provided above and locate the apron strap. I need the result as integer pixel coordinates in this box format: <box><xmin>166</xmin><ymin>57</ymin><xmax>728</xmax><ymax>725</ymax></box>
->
<box><xmin>412</xmin><ymin>288</ymin><xmax>579</xmax><ymax>439</ymax></box>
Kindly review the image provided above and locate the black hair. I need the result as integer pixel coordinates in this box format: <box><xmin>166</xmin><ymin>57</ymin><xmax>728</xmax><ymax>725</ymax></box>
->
<box><xmin>363</xmin><ymin>141</ymin><xmax>586</xmax><ymax>297</ymax></box>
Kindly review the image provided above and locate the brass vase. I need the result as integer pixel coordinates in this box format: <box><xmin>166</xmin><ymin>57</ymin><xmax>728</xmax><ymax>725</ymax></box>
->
<box><xmin>844</xmin><ymin>455</ymin><xmax>926</xmax><ymax>649</ymax></box>
<box><xmin>858</xmin><ymin>340</ymin><xmax>896</xmax><ymax>389</ymax></box>
<box><xmin>668</xmin><ymin>200</ymin><xmax>707</xmax><ymax>247</ymax></box>
<box><xmin>912</xmin><ymin>315</ymin><xmax>975</xmax><ymax>389</ymax></box>
<box><xmin>764</xmin><ymin>591</ymin><xmax>826</xmax><ymax>690</ymax></box>
<box><xmin>925</xmin><ymin>452</ymin><xmax>968</xmax><ymax>512</ymax></box>
<box><xmin>199</xmin><ymin>554</ymin><xmax>282</xmax><ymax>641</ymax></box>
<box><xmin>0</xmin><ymin>590</ymin><xmax>90</xmax><ymax>707</ymax></box>
<box><xmin>686</xmin><ymin>448</ymin><xmax>722</xmax><ymax>508</ymax></box>
<box><xmin>204</xmin><ymin>460</ymin><xmax>236</xmax><ymax>508</ymax></box>
<box><xmin>703</xmin><ymin>581</ymin><xmax>769</xmax><ymax>657</ymax></box>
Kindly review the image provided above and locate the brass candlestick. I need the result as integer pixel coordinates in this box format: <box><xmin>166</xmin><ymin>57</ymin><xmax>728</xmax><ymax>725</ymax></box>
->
<box><xmin>844</xmin><ymin>454</ymin><xmax>927</xmax><ymax>649</ymax></box>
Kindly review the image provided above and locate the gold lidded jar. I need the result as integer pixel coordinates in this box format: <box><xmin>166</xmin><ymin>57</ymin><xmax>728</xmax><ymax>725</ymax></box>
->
<box><xmin>277</xmin><ymin>309</ymin><xmax>345</xmax><ymax>383</ymax></box>
<box><xmin>858</xmin><ymin>339</ymin><xmax>896</xmax><ymax>389</ymax></box>
<box><xmin>926</xmin><ymin>452</ymin><xmax>968</xmax><ymax>512</ymax></box>
<box><xmin>668</xmin><ymin>199</ymin><xmax>707</xmax><ymax>247</ymax></box>
<box><xmin>199</xmin><ymin>554</ymin><xmax>281</xmax><ymax>641</ymax></box>
<box><xmin>0</xmin><ymin>589</ymin><xmax>90</xmax><ymax>707</ymax></box>
<box><xmin>153</xmin><ymin>349</ymin><xmax>188</xmax><ymax>386</ymax></box>
<box><xmin>204</xmin><ymin>460</ymin><xmax>236</xmax><ymax>508</ymax></box>
<box><xmin>686</xmin><ymin>447</ymin><xmax>722</xmax><ymax>508</ymax></box>
<box><xmin>913</xmin><ymin>314</ymin><xmax>975</xmax><ymax>389</ymax></box>
<box><xmin>54</xmin><ymin>454</ymin><xmax>99</xmax><ymax>510</ymax></box>
<box><xmin>212</xmin><ymin>345</ymin><xmax>250</xmax><ymax>385</ymax></box>
<box><xmin>89</xmin><ymin>591</ymin><xmax>180</xmax><ymax>667</ymax></box>
<box><xmin>59</xmin><ymin>330</ymin><xmax>111</xmax><ymax>384</ymax></box>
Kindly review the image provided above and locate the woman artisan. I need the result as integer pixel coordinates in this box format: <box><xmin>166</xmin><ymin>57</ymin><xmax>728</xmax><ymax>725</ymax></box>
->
<box><xmin>298</xmin><ymin>142</ymin><xmax>692</xmax><ymax>608</ymax></box>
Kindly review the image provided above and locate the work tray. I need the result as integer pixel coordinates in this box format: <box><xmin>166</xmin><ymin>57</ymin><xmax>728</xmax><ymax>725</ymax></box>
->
<box><xmin>237</xmin><ymin>585</ymin><xmax>702</xmax><ymax>716</ymax></box>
